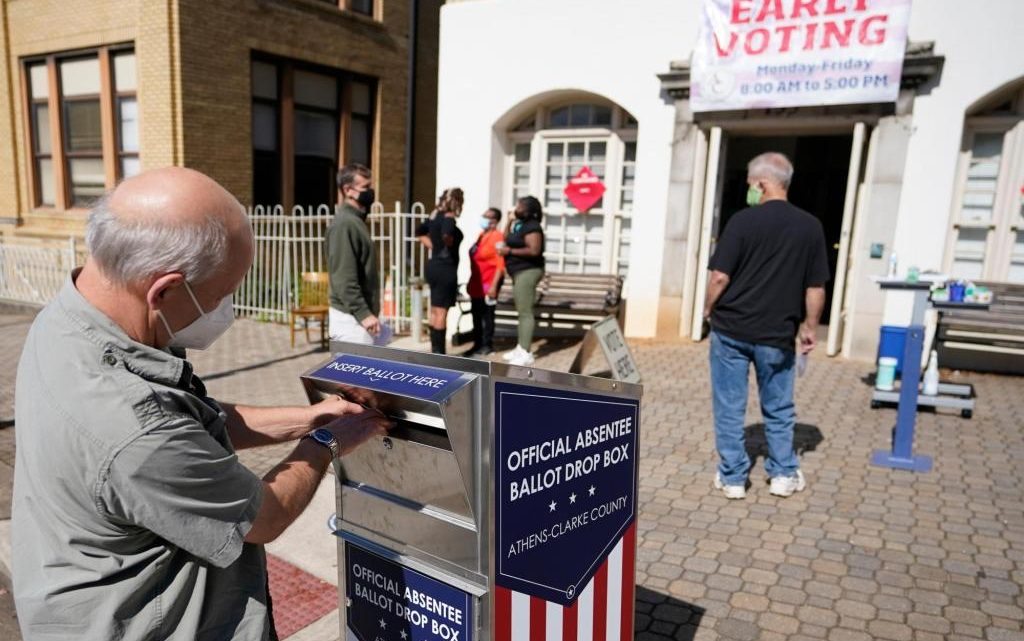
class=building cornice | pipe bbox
[659,41,945,99]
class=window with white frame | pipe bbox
[945,80,1024,284]
[505,100,637,277]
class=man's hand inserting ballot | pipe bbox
[321,404,394,457]
[308,393,371,428]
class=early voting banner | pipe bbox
[346,544,473,641]
[493,382,639,641]
[691,0,913,112]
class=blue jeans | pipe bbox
[709,331,799,485]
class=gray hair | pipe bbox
[747,152,794,189]
[85,193,229,285]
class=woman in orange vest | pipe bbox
[465,207,505,356]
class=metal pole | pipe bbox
[411,281,424,343]
[870,287,933,472]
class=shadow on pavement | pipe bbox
[743,422,824,469]
[635,586,705,640]
[202,348,324,382]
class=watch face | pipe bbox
[312,428,335,446]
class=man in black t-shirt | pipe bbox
[703,152,829,500]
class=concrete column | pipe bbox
[842,115,914,360]
[656,99,702,338]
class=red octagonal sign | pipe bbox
[563,166,606,213]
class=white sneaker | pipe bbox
[508,349,535,367]
[501,346,520,361]
[502,345,528,362]
[769,470,806,497]
[713,473,746,500]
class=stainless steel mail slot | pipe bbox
[301,345,489,580]
[302,341,643,641]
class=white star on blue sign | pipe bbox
[569,492,577,504]
[549,500,557,512]
[400,631,408,640]
[379,618,387,629]
[588,485,596,497]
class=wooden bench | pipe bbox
[935,281,1024,375]
[454,272,625,342]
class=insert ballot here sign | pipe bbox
[311,353,467,402]
[495,382,640,606]
[346,544,473,641]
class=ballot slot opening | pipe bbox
[389,418,452,452]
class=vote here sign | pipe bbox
[494,382,640,607]
[691,0,913,112]
[346,544,473,641]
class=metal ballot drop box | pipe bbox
[301,342,643,641]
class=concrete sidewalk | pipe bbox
[1,311,1023,641]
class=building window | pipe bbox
[547,103,612,129]
[543,140,607,210]
[944,77,1024,284]
[348,81,374,166]
[311,0,375,17]
[511,143,531,205]
[27,64,54,206]
[348,0,374,16]
[114,52,139,180]
[505,100,637,276]
[620,141,636,211]
[24,46,137,210]
[252,61,281,209]
[293,69,340,210]
[251,56,376,210]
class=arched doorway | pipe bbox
[943,77,1024,283]
[498,93,637,278]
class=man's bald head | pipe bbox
[86,167,252,287]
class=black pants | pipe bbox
[470,297,496,350]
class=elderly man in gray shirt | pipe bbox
[12,167,391,640]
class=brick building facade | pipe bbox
[0,0,441,244]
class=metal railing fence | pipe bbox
[236,203,430,334]
[0,204,631,328]
[0,238,84,306]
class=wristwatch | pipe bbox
[304,428,340,458]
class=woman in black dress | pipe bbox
[417,188,464,353]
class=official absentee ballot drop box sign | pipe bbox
[301,343,642,641]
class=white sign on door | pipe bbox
[691,0,913,113]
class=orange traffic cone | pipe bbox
[383,274,395,318]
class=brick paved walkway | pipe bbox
[1,310,1022,641]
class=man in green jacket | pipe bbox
[328,163,381,344]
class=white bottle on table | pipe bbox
[922,350,940,396]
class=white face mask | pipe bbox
[156,281,234,350]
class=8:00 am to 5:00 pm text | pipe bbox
[742,73,888,96]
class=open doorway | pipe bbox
[716,134,853,326]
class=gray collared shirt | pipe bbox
[13,271,268,640]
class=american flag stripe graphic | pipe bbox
[496,522,637,641]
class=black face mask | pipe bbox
[356,188,375,210]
